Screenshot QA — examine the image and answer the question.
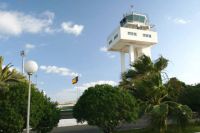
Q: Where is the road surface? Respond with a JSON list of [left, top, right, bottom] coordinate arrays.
[[51, 125, 101, 133]]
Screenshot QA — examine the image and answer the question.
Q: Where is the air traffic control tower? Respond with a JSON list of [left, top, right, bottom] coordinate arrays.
[[107, 12, 158, 73]]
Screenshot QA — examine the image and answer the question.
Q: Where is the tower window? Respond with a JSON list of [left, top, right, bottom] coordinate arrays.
[[114, 34, 118, 40], [128, 32, 137, 36], [109, 40, 112, 45], [143, 34, 151, 38]]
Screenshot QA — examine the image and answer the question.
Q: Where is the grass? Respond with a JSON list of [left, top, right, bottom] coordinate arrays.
[[115, 124, 200, 133]]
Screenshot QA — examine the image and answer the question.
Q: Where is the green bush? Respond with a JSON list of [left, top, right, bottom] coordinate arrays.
[[0, 82, 60, 133], [0, 101, 24, 133], [179, 84, 200, 113], [73, 84, 138, 133]]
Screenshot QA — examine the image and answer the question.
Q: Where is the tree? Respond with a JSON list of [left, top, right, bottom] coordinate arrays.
[[165, 77, 186, 102], [34, 97, 60, 133], [0, 101, 24, 133], [0, 56, 25, 95], [0, 56, 24, 83], [120, 55, 192, 133], [73, 84, 138, 133], [0, 56, 60, 132], [0, 81, 60, 133], [178, 84, 200, 114], [0, 82, 8, 99]]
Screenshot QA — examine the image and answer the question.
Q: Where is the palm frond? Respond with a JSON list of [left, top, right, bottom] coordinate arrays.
[[154, 56, 168, 72]]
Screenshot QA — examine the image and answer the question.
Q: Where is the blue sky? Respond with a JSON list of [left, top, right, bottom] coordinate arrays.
[[0, 0, 200, 103]]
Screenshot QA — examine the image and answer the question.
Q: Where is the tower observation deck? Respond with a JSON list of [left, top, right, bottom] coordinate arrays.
[[107, 12, 158, 73]]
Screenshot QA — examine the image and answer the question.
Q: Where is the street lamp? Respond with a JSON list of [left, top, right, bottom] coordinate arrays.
[[20, 50, 26, 74], [24, 60, 38, 133]]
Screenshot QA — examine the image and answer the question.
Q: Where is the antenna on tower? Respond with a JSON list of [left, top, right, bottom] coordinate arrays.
[[124, 5, 134, 17], [130, 5, 134, 13]]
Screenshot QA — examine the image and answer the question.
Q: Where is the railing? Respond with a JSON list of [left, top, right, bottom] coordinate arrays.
[[60, 110, 73, 119]]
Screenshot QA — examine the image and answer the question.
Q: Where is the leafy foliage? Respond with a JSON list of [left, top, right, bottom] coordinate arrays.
[[165, 78, 186, 102], [34, 97, 60, 133], [73, 84, 138, 133], [0, 79, 60, 133], [12, 82, 60, 132], [150, 103, 168, 133], [169, 102, 192, 129], [0, 82, 9, 98], [120, 55, 192, 133], [178, 84, 200, 114], [0, 56, 25, 83], [0, 56, 25, 96], [0, 100, 24, 133], [115, 124, 200, 133], [0, 56, 60, 132]]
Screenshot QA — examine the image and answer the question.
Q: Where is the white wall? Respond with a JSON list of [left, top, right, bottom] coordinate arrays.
[[107, 27, 157, 51], [120, 27, 158, 45]]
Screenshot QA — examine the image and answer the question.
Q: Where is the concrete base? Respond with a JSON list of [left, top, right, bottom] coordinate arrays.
[[58, 119, 87, 127]]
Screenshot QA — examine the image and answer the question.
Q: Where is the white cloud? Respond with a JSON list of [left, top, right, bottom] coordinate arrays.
[[40, 65, 80, 77], [0, 10, 54, 37], [77, 80, 118, 91], [174, 18, 191, 24], [167, 16, 191, 25], [25, 43, 35, 49], [24, 43, 36, 53], [51, 89, 77, 104], [2, 65, 20, 72], [44, 27, 58, 34], [107, 53, 116, 59], [41, 10, 55, 24], [52, 80, 118, 103], [12, 67, 20, 72], [61, 22, 84, 36], [0, 10, 84, 37], [100, 46, 108, 52], [39, 81, 45, 85], [100, 46, 116, 59]]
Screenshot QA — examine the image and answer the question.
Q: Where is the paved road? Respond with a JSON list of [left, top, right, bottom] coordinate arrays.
[[51, 125, 101, 133], [51, 115, 150, 133]]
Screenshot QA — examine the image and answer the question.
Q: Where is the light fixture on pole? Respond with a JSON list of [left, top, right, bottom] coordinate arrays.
[[24, 60, 38, 133], [20, 50, 26, 74]]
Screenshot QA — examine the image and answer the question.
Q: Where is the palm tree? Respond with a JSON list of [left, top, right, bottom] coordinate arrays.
[[0, 56, 25, 94], [120, 55, 192, 133], [0, 56, 23, 82]]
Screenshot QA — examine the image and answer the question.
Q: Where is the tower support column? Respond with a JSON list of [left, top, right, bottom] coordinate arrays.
[[141, 46, 152, 59], [129, 45, 135, 65], [120, 52, 125, 73]]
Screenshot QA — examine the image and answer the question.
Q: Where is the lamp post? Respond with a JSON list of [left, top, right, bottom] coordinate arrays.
[[20, 50, 26, 74], [24, 60, 38, 133]]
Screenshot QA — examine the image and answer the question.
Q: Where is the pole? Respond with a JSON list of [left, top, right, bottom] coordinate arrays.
[[76, 84, 79, 126], [27, 74, 31, 133], [76, 81, 80, 102], [77, 85, 78, 102], [22, 56, 24, 74], [129, 45, 135, 64], [35, 74, 37, 86], [120, 52, 126, 73], [20, 50, 25, 74]]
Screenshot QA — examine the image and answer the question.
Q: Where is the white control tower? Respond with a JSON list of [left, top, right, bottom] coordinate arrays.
[[107, 12, 158, 73]]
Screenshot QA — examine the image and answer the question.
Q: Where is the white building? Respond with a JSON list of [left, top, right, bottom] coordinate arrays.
[[107, 12, 158, 73]]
